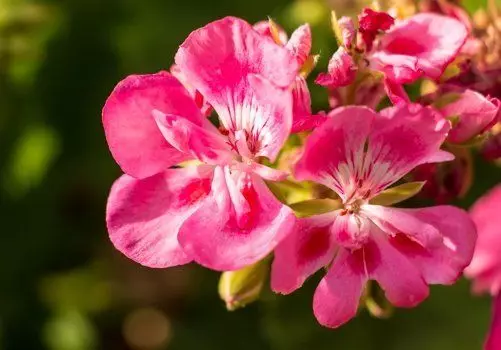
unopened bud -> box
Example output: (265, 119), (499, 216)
(218, 259), (268, 311)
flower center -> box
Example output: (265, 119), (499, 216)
(341, 198), (366, 215)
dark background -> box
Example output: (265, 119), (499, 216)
(0, 0), (499, 349)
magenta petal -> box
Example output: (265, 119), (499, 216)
(368, 233), (430, 307)
(368, 205), (476, 284)
(440, 90), (500, 143)
(271, 214), (337, 294)
(383, 77), (410, 105)
(465, 185), (501, 295)
(253, 20), (288, 44)
(286, 24), (312, 66)
(373, 13), (467, 82)
(153, 110), (234, 165)
(486, 294), (501, 350)
(312, 249), (367, 328)
(294, 106), (376, 191)
(102, 72), (203, 178)
(106, 166), (214, 268)
(178, 166), (296, 271)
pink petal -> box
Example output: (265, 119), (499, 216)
(368, 233), (430, 307)
(315, 47), (357, 88)
(372, 103), (452, 184)
(253, 20), (288, 44)
(291, 76), (318, 133)
(312, 249), (367, 328)
(106, 165), (214, 268)
(175, 18), (298, 154)
(383, 77), (410, 105)
(271, 213), (337, 294)
(294, 106), (376, 197)
(367, 205), (476, 284)
(486, 294), (501, 350)
(178, 166), (296, 271)
(295, 104), (451, 200)
(331, 213), (371, 249)
(439, 90), (500, 143)
(465, 185), (501, 295)
(373, 13), (467, 82)
(170, 64), (212, 117)
(102, 72), (203, 178)
(153, 110), (234, 165)
(359, 8), (395, 33)
(286, 24), (312, 66)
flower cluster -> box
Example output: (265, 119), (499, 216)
(102, 1), (501, 341)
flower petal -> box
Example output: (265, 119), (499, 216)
(271, 213), (337, 294)
(178, 166), (296, 271)
(368, 205), (476, 284)
(312, 249), (367, 328)
(102, 72), (203, 178)
(315, 47), (357, 88)
(153, 110), (234, 165)
(106, 166), (214, 268)
(486, 294), (501, 350)
(368, 232), (430, 307)
(465, 185), (501, 295)
(286, 24), (312, 66)
(294, 106), (376, 196)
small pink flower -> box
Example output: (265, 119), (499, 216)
(464, 185), (501, 350)
(439, 90), (500, 144)
(370, 13), (467, 84)
(271, 104), (477, 328)
(103, 17), (298, 271)
(315, 47), (357, 89)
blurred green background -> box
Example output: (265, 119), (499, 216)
(0, 0), (499, 349)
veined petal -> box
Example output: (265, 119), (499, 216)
(102, 72), (203, 178)
(153, 110), (234, 165)
(176, 18), (297, 157)
(106, 165), (214, 268)
(312, 249), (367, 328)
(271, 213), (337, 294)
(294, 106), (376, 200)
(178, 166), (296, 271)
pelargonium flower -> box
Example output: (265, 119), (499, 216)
(271, 104), (477, 328)
(103, 17), (298, 271)
(464, 185), (501, 350)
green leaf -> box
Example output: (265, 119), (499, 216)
(369, 181), (425, 206)
(289, 198), (342, 218)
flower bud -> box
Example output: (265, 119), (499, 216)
(218, 259), (268, 311)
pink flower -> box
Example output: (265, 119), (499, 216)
(338, 16), (355, 49)
(370, 13), (467, 84)
(271, 104), (477, 328)
(439, 90), (500, 144)
(315, 47), (357, 89)
(464, 185), (501, 350)
(103, 17), (298, 271)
